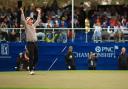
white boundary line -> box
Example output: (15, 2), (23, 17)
(47, 46), (67, 71)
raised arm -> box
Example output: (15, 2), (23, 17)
(20, 8), (27, 24)
(34, 8), (41, 27)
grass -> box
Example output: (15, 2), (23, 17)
(0, 71), (128, 89)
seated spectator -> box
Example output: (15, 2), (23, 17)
(107, 26), (115, 41)
(53, 15), (61, 28)
(60, 17), (68, 28)
(45, 32), (54, 43)
(67, 29), (73, 42)
(45, 18), (54, 28)
(58, 31), (67, 43)
(37, 32), (45, 41)
(114, 22), (124, 42)
(54, 31), (61, 42)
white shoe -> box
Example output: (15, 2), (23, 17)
(29, 71), (35, 75)
(27, 66), (29, 70)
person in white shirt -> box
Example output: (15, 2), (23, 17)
(93, 23), (102, 43)
(0, 21), (8, 41)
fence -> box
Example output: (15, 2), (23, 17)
(0, 27), (128, 43)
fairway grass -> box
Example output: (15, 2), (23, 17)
(0, 71), (128, 89)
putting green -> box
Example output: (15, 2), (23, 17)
(0, 71), (128, 89)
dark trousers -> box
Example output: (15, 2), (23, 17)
(16, 58), (29, 71)
(118, 65), (128, 70)
(27, 42), (38, 71)
(67, 64), (76, 70)
(88, 66), (96, 70)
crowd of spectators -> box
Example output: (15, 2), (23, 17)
(74, 3), (128, 29)
(89, 5), (128, 42)
(0, 4), (72, 42)
(0, 2), (128, 42)
(74, 4), (128, 42)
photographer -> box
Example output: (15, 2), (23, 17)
(65, 46), (76, 70)
(88, 52), (98, 70)
(15, 48), (29, 71)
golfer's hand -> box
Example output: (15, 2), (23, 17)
(36, 8), (41, 13)
(20, 8), (24, 14)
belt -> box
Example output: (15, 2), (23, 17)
(27, 40), (37, 42)
(27, 41), (37, 44)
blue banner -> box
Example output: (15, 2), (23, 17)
(0, 42), (127, 71)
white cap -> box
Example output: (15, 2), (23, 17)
(26, 17), (32, 21)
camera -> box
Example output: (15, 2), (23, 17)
(88, 52), (97, 59)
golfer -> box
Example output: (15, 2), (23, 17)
(20, 7), (41, 75)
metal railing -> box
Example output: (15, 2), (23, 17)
(0, 27), (128, 43)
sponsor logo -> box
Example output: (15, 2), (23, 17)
(73, 45), (119, 58)
(0, 43), (11, 58)
(1, 44), (9, 55)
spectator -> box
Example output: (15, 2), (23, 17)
(65, 46), (76, 70)
(67, 29), (74, 42)
(53, 15), (61, 28)
(118, 47), (128, 70)
(92, 23), (102, 42)
(114, 22), (124, 42)
(0, 3), (128, 43)
(15, 48), (29, 71)
(0, 20), (8, 41)
(85, 17), (90, 32)
(88, 52), (98, 70)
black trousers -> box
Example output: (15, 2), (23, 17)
(118, 65), (128, 70)
(16, 58), (29, 71)
(88, 66), (96, 70)
(67, 64), (76, 70)
(27, 42), (38, 71)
